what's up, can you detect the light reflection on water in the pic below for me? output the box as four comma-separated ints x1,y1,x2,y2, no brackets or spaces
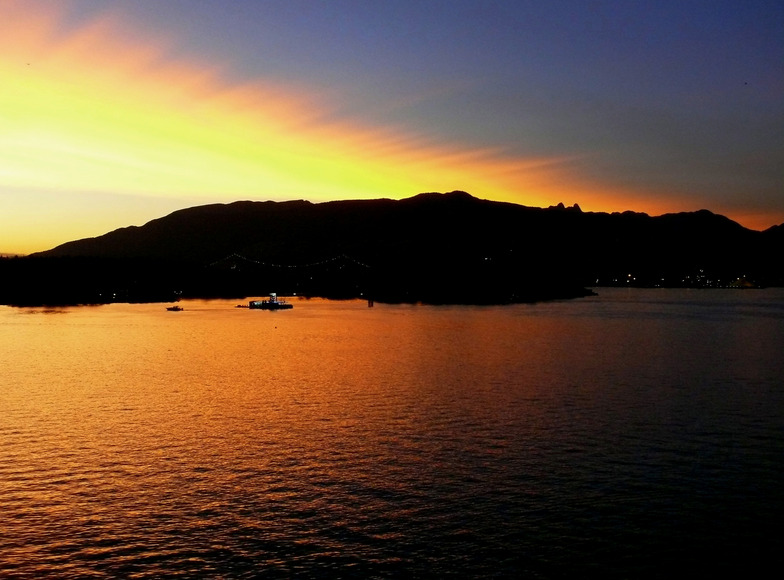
1,289,783,578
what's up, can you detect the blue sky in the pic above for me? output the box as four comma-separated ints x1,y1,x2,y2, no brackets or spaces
2,0,782,252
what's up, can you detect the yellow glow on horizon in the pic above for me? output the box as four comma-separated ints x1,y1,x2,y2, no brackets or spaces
0,3,578,207
1,1,778,254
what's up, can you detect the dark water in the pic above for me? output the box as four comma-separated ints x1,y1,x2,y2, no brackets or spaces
1,289,783,578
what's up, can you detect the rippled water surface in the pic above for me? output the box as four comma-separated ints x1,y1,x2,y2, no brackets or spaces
2,289,783,578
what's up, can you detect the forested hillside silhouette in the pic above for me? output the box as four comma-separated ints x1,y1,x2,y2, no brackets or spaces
2,191,781,306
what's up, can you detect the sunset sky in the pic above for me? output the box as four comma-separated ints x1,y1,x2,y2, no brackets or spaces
1,0,782,254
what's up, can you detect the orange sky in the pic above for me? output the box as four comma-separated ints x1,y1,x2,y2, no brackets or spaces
1,1,781,254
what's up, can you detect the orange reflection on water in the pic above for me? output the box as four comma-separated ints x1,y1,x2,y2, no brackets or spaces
1,293,783,575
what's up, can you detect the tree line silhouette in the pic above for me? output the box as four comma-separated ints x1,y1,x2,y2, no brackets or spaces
2,191,782,306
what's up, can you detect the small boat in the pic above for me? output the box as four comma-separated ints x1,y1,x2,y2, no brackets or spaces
166,305,183,311
248,293,293,310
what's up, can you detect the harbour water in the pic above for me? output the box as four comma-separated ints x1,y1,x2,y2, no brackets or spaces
1,288,782,578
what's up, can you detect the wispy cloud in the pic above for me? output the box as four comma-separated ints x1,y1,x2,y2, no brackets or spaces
3,0,779,254
0,0,588,209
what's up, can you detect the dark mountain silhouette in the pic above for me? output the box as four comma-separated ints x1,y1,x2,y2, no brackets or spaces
2,191,782,306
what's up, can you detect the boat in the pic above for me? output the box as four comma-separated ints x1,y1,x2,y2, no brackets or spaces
166,305,183,311
248,293,293,310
